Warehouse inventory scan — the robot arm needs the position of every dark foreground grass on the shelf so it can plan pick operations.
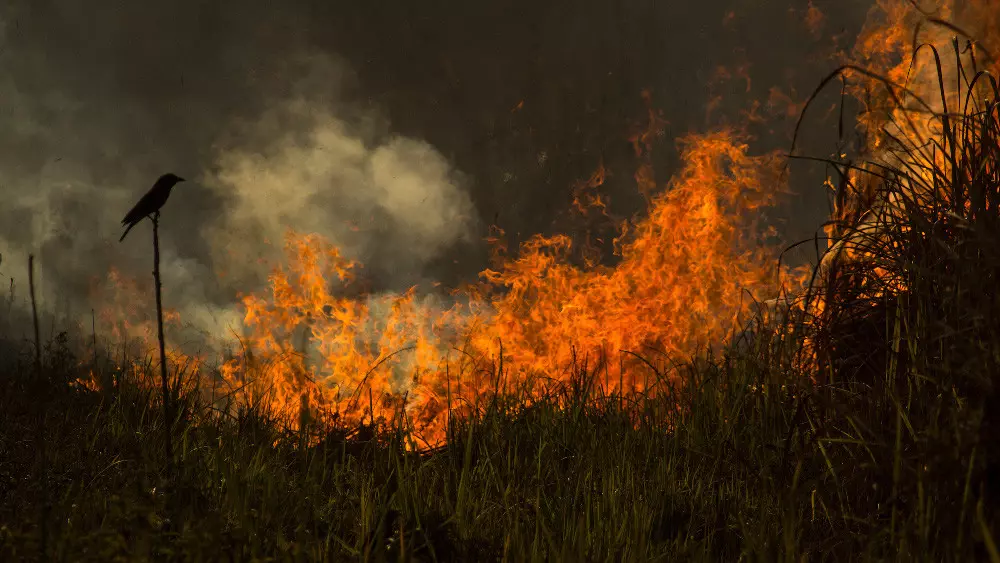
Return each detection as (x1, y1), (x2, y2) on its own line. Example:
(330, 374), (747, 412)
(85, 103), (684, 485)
(0, 278), (997, 563)
(4, 46), (1000, 563)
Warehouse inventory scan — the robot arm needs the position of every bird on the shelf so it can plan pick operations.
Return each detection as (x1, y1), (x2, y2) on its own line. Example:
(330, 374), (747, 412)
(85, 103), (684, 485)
(119, 173), (186, 242)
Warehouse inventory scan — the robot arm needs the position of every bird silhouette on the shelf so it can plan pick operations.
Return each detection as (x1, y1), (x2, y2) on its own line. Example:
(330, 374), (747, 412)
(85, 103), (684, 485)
(119, 173), (185, 242)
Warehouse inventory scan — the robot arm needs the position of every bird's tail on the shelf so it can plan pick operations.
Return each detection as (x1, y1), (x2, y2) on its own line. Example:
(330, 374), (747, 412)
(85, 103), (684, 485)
(119, 222), (137, 243)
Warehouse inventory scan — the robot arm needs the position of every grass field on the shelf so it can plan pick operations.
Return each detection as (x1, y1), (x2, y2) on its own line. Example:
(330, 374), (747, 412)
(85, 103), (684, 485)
(3, 38), (1000, 563)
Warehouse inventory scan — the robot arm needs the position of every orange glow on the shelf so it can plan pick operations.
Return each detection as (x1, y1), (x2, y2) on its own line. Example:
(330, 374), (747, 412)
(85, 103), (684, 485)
(829, 0), (999, 263)
(220, 122), (796, 447)
(785, 0), (1000, 380)
(84, 267), (205, 393)
(804, 1), (825, 39)
(82, 0), (1000, 448)
(849, 0), (999, 149)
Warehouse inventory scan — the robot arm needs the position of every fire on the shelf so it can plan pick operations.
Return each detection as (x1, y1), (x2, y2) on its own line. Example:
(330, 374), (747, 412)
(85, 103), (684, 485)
(477, 130), (787, 379)
(222, 125), (796, 447)
(90, 267), (164, 346)
(788, 0), (1000, 380)
(79, 0), (1000, 448)
(848, 0), (999, 149)
(83, 267), (206, 393)
(821, 0), (1000, 271)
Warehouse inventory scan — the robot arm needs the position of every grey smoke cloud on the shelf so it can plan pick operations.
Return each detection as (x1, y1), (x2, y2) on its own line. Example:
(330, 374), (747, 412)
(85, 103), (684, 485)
(0, 3), (478, 347)
(208, 87), (476, 295)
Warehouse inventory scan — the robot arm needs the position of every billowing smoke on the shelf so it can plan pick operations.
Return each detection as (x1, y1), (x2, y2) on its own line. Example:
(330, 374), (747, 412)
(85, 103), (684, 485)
(207, 63), (476, 295)
(0, 3), (477, 349)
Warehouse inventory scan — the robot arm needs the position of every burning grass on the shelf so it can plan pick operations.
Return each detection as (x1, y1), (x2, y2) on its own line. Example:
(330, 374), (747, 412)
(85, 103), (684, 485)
(212, 127), (797, 449)
(2, 0), (1000, 559)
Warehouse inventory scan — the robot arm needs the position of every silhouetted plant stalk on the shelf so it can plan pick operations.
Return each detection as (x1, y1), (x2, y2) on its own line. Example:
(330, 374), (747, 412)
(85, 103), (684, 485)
(29, 255), (41, 378)
(151, 211), (174, 474)
(27, 254), (50, 560)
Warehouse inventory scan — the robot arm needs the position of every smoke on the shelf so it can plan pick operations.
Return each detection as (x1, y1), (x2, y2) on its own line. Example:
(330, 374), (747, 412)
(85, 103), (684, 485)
(0, 2), (477, 349)
(207, 72), (476, 294)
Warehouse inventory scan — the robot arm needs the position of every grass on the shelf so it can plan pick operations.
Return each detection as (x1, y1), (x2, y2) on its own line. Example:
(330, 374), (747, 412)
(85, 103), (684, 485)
(2, 303), (994, 561)
(2, 44), (1000, 563)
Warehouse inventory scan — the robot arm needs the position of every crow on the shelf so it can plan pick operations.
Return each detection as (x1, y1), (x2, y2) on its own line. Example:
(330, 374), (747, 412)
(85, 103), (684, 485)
(119, 173), (185, 242)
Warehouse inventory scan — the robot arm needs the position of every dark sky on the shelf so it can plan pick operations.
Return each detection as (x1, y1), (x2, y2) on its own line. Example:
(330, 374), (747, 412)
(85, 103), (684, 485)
(0, 0), (872, 338)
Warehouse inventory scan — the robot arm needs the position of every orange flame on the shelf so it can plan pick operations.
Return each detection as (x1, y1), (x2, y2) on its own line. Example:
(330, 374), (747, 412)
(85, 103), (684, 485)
(222, 123), (796, 447)
(84, 1), (1000, 446)
(84, 266), (206, 393)
(849, 0), (999, 151)
(824, 0), (1000, 267)
(785, 0), (1000, 380)
(222, 1), (1000, 444)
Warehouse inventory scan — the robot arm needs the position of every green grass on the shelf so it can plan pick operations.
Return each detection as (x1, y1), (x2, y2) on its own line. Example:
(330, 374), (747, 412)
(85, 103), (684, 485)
(3, 42), (1000, 563)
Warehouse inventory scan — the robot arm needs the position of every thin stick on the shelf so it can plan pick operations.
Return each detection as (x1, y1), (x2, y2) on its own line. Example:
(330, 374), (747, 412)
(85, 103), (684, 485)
(28, 255), (41, 378)
(91, 309), (101, 388)
(152, 212), (174, 473)
(7, 277), (13, 330)
(28, 254), (49, 560)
